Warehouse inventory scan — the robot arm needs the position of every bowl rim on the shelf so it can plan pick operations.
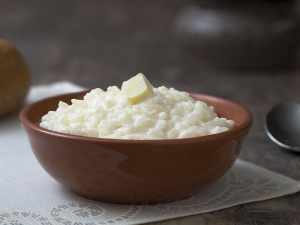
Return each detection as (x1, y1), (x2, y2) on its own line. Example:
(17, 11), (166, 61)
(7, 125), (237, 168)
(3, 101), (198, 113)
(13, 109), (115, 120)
(19, 90), (253, 144)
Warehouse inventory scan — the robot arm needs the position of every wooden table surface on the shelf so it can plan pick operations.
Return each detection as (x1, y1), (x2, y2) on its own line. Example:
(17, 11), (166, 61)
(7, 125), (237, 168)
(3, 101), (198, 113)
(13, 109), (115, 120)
(1, 0), (300, 224)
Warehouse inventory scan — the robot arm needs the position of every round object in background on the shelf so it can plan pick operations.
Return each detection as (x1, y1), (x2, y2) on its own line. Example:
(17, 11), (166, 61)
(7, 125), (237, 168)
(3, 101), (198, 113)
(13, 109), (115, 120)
(0, 39), (31, 117)
(174, 0), (300, 71)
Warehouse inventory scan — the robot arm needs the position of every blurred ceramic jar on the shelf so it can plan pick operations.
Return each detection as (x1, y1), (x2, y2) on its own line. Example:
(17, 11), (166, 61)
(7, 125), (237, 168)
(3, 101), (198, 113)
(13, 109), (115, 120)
(174, 0), (300, 71)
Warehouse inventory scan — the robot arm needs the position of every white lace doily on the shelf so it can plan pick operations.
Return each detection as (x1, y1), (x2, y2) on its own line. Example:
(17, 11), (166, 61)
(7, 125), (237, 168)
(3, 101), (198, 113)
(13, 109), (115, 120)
(1, 82), (300, 225)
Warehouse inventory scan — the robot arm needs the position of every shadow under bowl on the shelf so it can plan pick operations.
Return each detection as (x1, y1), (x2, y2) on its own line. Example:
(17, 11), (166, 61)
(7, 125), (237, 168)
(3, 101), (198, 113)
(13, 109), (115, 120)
(19, 91), (252, 205)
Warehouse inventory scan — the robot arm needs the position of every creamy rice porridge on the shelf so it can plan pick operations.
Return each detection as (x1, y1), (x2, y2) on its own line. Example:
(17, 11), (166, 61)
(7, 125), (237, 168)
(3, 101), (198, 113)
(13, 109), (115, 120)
(40, 74), (235, 139)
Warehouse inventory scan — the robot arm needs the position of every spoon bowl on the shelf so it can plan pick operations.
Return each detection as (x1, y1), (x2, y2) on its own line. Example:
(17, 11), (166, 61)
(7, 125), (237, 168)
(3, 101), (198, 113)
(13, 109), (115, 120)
(264, 102), (300, 152)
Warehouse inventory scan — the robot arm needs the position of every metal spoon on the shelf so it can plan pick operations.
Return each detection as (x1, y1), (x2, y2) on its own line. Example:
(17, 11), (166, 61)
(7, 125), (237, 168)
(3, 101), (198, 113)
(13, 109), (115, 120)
(264, 102), (300, 152)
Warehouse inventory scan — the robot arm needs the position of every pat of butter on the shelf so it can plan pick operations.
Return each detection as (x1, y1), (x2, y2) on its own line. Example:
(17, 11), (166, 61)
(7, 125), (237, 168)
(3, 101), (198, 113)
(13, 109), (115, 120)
(122, 73), (154, 104)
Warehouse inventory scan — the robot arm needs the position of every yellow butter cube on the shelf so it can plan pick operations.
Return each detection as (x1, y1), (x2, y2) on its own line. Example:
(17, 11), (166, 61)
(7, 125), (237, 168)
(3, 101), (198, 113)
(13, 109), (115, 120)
(122, 73), (154, 104)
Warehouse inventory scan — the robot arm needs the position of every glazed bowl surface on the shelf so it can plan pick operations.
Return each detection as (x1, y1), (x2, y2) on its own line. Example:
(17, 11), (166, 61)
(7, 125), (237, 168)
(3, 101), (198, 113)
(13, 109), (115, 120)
(19, 91), (252, 204)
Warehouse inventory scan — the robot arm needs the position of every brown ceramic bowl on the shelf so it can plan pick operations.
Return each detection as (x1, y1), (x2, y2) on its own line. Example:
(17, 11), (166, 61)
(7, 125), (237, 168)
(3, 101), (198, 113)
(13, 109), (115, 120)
(19, 91), (252, 205)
